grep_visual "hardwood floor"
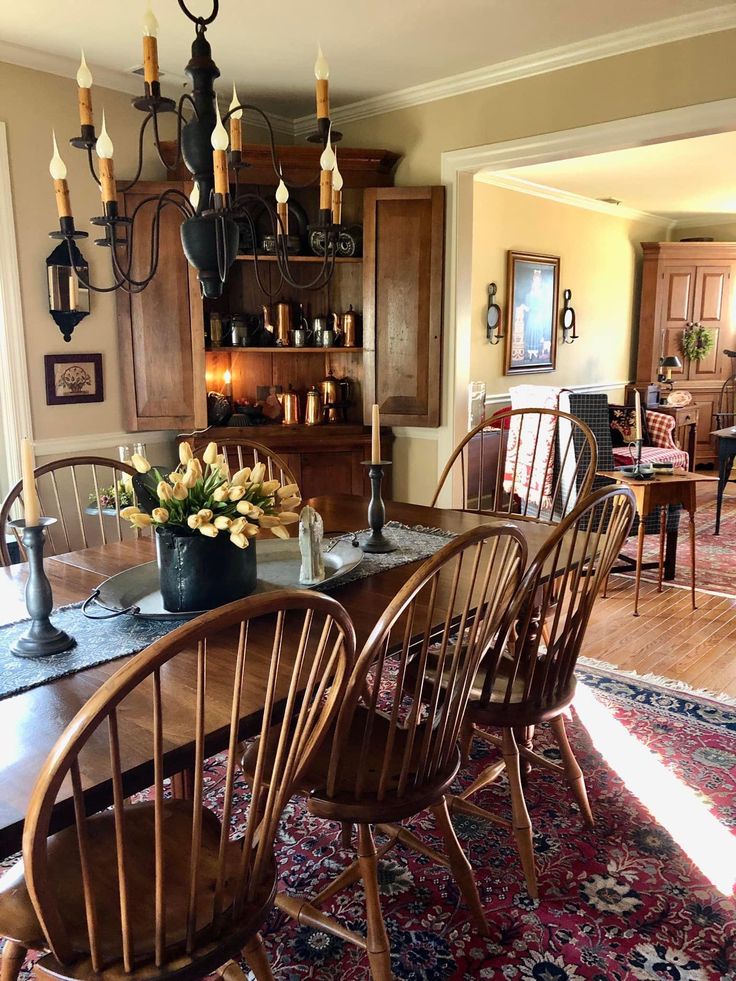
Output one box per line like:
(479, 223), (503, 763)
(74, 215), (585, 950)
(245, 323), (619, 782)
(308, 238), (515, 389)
(584, 573), (736, 697)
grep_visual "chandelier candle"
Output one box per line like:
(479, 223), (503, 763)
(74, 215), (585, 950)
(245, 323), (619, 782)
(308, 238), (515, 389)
(96, 112), (116, 203)
(319, 129), (335, 218)
(211, 102), (230, 201)
(314, 46), (329, 120)
(276, 177), (289, 237)
(76, 51), (94, 130)
(229, 83), (243, 154)
(332, 150), (343, 225)
(49, 133), (71, 219)
(142, 3), (160, 88)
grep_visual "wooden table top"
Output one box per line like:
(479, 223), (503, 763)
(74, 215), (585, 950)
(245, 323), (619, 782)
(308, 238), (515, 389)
(710, 427), (736, 440)
(0, 494), (559, 859)
(596, 470), (719, 486)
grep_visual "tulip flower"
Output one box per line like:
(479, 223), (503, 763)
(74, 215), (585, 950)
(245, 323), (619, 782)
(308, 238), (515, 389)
(215, 454), (230, 478)
(181, 468), (197, 490)
(270, 524), (289, 539)
(152, 507), (169, 523)
(279, 496), (302, 511)
(228, 485), (245, 501)
(130, 513), (154, 527)
(172, 482), (189, 501)
(250, 462), (266, 484)
(187, 513), (204, 529)
(258, 515), (281, 528)
(214, 515), (232, 530)
(261, 479), (281, 495)
(199, 523), (218, 538)
(169, 470), (184, 484)
(243, 522), (259, 537)
(231, 467), (251, 486)
(179, 442), (193, 465)
(157, 481), (173, 501)
(230, 532), (248, 549)
(131, 453), (151, 473)
(197, 508), (213, 522)
(277, 483), (300, 499)
(203, 441), (219, 465)
(278, 511), (300, 524)
(213, 485), (230, 502)
(121, 505), (141, 519)
(229, 517), (247, 534)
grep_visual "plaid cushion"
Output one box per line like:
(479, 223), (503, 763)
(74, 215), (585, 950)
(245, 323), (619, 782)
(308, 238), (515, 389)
(612, 446), (689, 469)
(646, 410), (677, 449)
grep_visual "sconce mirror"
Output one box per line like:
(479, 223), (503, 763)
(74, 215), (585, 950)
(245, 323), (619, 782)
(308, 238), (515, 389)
(46, 240), (90, 342)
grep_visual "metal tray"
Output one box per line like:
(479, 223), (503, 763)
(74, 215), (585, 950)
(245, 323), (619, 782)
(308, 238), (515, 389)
(86, 538), (363, 620)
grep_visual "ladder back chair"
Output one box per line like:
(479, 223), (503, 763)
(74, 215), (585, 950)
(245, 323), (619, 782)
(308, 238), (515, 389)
(0, 456), (145, 567)
(450, 485), (636, 899)
(243, 525), (527, 980)
(0, 590), (355, 981)
(185, 436), (299, 489)
(432, 407), (598, 523)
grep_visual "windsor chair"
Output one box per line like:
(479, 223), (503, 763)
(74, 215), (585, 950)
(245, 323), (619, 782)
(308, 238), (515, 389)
(242, 525), (527, 979)
(185, 436), (299, 488)
(0, 590), (355, 981)
(450, 485), (636, 898)
(0, 456), (143, 567)
(432, 406), (597, 521)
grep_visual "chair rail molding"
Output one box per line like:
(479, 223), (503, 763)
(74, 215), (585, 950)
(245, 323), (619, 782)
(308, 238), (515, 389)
(32, 430), (175, 459)
(0, 121), (33, 490)
(439, 98), (736, 510)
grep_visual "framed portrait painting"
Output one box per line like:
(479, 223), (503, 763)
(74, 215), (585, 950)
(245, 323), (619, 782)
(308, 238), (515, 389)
(504, 251), (560, 375)
(44, 353), (104, 405)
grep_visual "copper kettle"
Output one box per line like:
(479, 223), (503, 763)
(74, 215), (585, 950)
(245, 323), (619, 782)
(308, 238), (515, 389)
(281, 386), (300, 425)
(319, 373), (350, 423)
(342, 304), (359, 347)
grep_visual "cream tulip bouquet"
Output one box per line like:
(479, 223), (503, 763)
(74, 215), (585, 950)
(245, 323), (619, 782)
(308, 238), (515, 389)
(121, 441), (301, 549)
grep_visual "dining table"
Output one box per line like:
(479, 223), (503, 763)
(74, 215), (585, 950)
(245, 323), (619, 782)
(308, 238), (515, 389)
(0, 493), (564, 862)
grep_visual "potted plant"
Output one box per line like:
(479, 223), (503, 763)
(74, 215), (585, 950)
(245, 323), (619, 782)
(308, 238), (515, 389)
(121, 441), (301, 612)
(86, 481), (135, 516)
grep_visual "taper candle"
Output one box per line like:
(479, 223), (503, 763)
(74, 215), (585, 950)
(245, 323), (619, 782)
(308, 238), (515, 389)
(142, 3), (159, 86)
(49, 132), (72, 219)
(371, 404), (381, 463)
(314, 45), (329, 120)
(20, 437), (40, 527)
(331, 149), (343, 225)
(634, 389), (642, 442)
(211, 102), (229, 198)
(76, 51), (94, 128)
(95, 111), (116, 203)
(275, 176), (289, 236)
(229, 83), (243, 152)
(319, 128), (335, 211)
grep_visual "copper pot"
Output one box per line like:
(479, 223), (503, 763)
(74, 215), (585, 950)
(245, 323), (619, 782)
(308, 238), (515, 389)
(305, 386), (322, 425)
(281, 387), (300, 425)
(342, 304), (359, 347)
(319, 373), (350, 423)
(275, 302), (292, 346)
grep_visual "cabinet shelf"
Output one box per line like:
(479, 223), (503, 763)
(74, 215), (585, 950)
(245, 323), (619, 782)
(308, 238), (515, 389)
(205, 347), (364, 355)
(235, 254), (362, 264)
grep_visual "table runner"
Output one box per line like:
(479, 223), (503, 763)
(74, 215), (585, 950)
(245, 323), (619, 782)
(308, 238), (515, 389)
(0, 522), (455, 701)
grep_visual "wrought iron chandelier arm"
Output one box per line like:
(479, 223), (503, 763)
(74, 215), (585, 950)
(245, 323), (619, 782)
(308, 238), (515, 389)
(118, 113), (154, 193)
(236, 208), (283, 299)
(150, 93), (197, 172)
(224, 103), (319, 190)
(65, 238), (127, 293)
(86, 147), (101, 187)
(111, 191), (193, 288)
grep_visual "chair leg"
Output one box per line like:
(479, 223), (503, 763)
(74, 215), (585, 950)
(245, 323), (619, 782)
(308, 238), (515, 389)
(357, 825), (393, 981)
(459, 718), (474, 764)
(341, 822), (354, 849)
(458, 758), (506, 800)
(550, 715), (594, 828)
(1, 942), (27, 981)
(501, 729), (538, 900)
(430, 797), (490, 936)
(242, 933), (275, 981)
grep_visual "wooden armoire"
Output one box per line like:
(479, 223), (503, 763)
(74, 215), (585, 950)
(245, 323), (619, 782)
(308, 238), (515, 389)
(635, 241), (736, 466)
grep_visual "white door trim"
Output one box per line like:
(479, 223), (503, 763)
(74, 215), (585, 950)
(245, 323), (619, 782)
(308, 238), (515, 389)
(439, 97), (736, 506)
(0, 121), (33, 490)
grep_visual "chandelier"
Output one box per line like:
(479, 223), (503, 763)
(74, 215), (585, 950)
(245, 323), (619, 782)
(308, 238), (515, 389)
(47, 0), (344, 301)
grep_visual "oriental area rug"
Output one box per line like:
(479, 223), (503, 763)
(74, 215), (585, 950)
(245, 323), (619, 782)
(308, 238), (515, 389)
(2, 669), (735, 981)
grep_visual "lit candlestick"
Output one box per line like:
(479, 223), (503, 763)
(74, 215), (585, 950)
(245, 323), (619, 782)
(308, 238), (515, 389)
(21, 437), (41, 527)
(634, 389), (642, 442)
(314, 45), (330, 121)
(223, 368), (232, 399)
(331, 149), (343, 225)
(229, 83), (243, 153)
(275, 173), (289, 237)
(142, 3), (159, 87)
(76, 51), (94, 129)
(371, 404), (381, 463)
(95, 111), (116, 204)
(49, 131), (72, 219)
(211, 102), (230, 199)
(319, 127), (335, 212)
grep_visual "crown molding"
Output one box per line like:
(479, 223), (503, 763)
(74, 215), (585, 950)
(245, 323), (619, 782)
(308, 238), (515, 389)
(671, 212), (736, 230)
(476, 172), (674, 228)
(294, 4), (736, 134)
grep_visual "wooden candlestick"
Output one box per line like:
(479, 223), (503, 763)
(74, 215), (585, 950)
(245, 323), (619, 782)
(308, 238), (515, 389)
(143, 35), (159, 85)
(332, 188), (342, 226)
(230, 117), (242, 153)
(320, 169), (333, 211)
(78, 87), (93, 128)
(213, 149), (229, 198)
(53, 179), (72, 219)
(316, 78), (329, 120)
(98, 157), (116, 203)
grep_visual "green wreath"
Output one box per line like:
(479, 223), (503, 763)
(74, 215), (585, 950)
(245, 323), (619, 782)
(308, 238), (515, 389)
(681, 323), (714, 362)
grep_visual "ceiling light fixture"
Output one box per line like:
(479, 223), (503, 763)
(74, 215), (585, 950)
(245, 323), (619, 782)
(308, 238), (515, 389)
(47, 0), (342, 300)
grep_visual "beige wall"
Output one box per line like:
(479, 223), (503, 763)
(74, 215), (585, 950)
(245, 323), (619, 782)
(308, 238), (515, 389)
(470, 182), (671, 398)
(672, 221), (736, 241)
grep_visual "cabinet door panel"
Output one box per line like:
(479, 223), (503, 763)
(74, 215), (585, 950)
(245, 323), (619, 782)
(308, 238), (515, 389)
(689, 266), (731, 379)
(117, 183), (206, 431)
(363, 187), (444, 427)
(657, 265), (695, 380)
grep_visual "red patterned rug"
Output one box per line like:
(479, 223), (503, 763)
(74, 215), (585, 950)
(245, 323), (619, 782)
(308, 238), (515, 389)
(619, 493), (736, 596)
(3, 667), (735, 980)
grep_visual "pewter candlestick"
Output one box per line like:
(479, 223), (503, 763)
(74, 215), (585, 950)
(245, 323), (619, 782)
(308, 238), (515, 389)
(360, 461), (395, 554)
(629, 439), (645, 478)
(10, 518), (74, 658)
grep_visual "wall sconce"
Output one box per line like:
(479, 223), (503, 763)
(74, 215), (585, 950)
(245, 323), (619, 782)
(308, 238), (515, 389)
(46, 239), (90, 342)
(486, 282), (504, 345)
(561, 288), (577, 343)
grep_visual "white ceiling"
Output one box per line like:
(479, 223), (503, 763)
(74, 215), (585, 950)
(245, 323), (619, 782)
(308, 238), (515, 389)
(492, 131), (736, 222)
(0, 0), (728, 117)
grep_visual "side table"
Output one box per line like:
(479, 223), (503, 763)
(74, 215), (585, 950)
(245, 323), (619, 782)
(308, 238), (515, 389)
(597, 469), (718, 616)
(711, 427), (736, 535)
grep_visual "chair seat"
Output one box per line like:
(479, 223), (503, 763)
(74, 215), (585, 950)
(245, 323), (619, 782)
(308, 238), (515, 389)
(0, 799), (274, 969)
(242, 706), (460, 825)
(612, 445), (689, 469)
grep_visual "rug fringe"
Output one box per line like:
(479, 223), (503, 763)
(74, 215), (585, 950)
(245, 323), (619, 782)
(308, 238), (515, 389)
(578, 656), (736, 708)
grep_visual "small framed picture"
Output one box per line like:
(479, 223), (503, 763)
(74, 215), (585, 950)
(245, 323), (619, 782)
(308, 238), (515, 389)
(44, 353), (104, 405)
(504, 251), (560, 375)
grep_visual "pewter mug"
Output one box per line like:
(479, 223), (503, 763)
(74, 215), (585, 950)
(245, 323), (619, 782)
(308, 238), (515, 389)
(292, 328), (309, 347)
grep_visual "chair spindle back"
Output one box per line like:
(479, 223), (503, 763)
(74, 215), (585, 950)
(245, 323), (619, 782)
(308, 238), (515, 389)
(188, 436), (298, 488)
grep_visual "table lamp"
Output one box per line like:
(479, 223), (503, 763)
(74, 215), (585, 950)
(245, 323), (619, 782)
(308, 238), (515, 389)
(657, 355), (682, 390)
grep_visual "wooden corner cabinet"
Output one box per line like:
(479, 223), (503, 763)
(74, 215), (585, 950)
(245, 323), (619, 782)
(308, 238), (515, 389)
(635, 241), (736, 466)
(115, 144), (445, 497)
